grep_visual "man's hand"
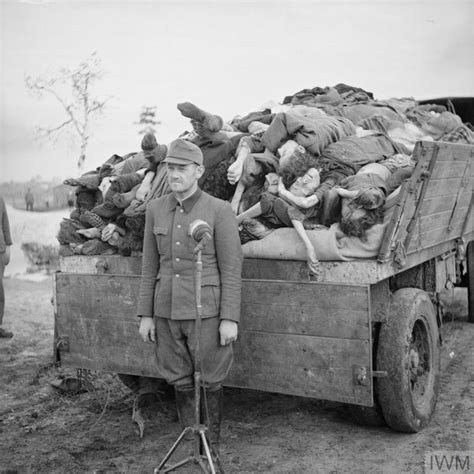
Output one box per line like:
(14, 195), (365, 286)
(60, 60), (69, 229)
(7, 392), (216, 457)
(219, 319), (238, 346)
(2, 246), (11, 266)
(139, 316), (156, 343)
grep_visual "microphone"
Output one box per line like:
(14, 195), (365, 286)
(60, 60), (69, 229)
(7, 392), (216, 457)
(189, 220), (212, 253)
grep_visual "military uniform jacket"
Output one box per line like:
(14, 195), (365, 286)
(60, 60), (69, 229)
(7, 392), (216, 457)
(137, 189), (243, 322)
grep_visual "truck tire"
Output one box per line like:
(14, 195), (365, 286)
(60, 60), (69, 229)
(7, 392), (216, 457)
(377, 288), (440, 433)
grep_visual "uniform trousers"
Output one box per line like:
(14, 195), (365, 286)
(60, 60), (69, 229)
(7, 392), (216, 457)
(155, 316), (233, 390)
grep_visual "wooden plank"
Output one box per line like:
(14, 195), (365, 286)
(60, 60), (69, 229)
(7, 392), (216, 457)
(405, 209), (470, 254)
(370, 280), (390, 323)
(56, 275), (370, 339)
(242, 258), (397, 285)
(227, 332), (372, 406)
(55, 274), (141, 322)
(378, 140), (433, 261)
(408, 206), (469, 235)
(56, 273), (372, 405)
(243, 280), (367, 310)
(242, 259), (309, 281)
(422, 141), (474, 161)
(429, 160), (472, 180)
(241, 281), (370, 339)
(59, 254), (392, 285)
(396, 196), (470, 240)
(404, 192), (471, 217)
(424, 177), (471, 199)
(55, 276), (162, 377)
(378, 140), (473, 263)
(59, 255), (142, 275)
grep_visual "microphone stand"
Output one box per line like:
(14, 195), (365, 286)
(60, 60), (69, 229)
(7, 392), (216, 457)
(155, 248), (224, 473)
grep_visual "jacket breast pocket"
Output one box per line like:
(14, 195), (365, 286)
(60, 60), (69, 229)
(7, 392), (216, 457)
(153, 225), (168, 253)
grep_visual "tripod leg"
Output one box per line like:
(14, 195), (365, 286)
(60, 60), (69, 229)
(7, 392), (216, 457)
(201, 386), (224, 455)
(155, 427), (193, 472)
(199, 430), (216, 474)
(156, 454), (194, 473)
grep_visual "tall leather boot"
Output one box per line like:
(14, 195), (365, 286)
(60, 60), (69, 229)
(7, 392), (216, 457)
(174, 387), (195, 442)
(201, 387), (224, 455)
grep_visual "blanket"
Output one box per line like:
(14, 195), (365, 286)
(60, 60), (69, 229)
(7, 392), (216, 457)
(242, 201), (396, 261)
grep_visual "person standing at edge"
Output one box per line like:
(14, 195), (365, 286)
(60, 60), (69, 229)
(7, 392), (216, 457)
(25, 188), (34, 211)
(0, 196), (13, 338)
(137, 138), (243, 453)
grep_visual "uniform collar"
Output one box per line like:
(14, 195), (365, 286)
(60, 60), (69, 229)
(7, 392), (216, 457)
(169, 188), (203, 213)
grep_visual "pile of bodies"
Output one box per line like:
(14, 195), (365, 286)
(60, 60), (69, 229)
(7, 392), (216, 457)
(58, 83), (474, 269)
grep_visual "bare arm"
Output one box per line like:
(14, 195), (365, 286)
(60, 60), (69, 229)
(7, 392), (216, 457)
(334, 187), (358, 199)
(236, 202), (262, 224)
(230, 180), (246, 214)
(135, 171), (155, 201)
(278, 178), (319, 209)
(292, 219), (320, 276)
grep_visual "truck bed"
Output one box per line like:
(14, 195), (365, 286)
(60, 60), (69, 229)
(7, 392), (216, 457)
(54, 140), (473, 407)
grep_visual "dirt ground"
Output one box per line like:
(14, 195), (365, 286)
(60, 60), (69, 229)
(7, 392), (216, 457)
(0, 277), (472, 474)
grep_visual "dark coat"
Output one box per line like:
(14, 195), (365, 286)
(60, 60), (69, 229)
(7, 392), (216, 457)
(137, 189), (243, 322)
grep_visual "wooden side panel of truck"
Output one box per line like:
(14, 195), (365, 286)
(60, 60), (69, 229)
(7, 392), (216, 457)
(54, 141), (473, 432)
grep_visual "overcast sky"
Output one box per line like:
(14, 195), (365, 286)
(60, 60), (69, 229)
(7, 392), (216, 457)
(1, 0), (473, 182)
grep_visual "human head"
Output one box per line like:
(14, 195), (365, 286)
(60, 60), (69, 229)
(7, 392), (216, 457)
(165, 139), (204, 197)
(141, 132), (158, 160)
(289, 167), (321, 197)
(278, 140), (305, 165)
(353, 187), (385, 210)
(339, 199), (384, 240)
(164, 138), (203, 166)
(278, 148), (320, 190)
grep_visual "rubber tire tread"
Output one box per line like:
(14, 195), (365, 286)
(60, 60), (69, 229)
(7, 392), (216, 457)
(377, 288), (440, 433)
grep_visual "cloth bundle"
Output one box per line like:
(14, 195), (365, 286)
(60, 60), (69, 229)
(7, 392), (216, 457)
(262, 111), (356, 156)
(59, 85), (473, 261)
(321, 133), (402, 169)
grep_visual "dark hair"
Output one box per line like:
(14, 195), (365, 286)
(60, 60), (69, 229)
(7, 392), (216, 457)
(352, 188), (385, 210)
(279, 150), (320, 188)
(339, 206), (385, 240)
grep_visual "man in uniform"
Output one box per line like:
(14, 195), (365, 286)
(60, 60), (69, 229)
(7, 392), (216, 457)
(137, 138), (243, 453)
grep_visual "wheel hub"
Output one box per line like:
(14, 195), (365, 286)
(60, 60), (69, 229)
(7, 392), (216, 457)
(409, 321), (431, 404)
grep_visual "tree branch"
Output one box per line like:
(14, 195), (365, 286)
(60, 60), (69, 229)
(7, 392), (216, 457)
(38, 118), (74, 136)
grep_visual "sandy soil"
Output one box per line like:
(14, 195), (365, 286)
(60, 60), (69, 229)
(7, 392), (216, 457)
(0, 209), (472, 473)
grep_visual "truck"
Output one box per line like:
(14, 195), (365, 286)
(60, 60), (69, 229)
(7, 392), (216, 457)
(53, 140), (473, 433)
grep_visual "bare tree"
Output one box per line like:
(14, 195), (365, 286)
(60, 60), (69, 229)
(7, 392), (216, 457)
(25, 52), (111, 171)
(135, 105), (161, 135)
